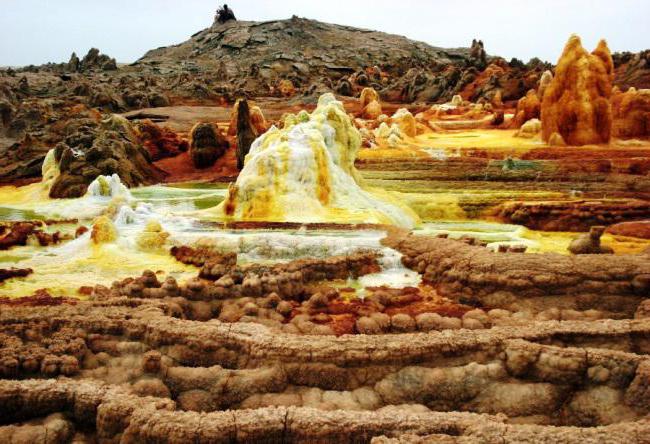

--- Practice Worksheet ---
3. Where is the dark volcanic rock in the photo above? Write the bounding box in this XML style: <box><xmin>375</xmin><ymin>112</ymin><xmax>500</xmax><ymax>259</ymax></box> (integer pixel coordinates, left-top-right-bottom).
<box><xmin>614</xmin><ymin>50</ymin><xmax>650</xmax><ymax>91</ymax></box>
<box><xmin>136</xmin><ymin>17</ymin><xmax>473</xmax><ymax>99</ymax></box>
<box><xmin>67</xmin><ymin>52</ymin><xmax>80</xmax><ymax>72</ymax></box>
<box><xmin>188</xmin><ymin>122</ymin><xmax>229</xmax><ymax>169</ymax></box>
<box><xmin>236</xmin><ymin>99</ymin><xmax>256</xmax><ymax>170</ymax></box>
<box><xmin>469</xmin><ymin>39</ymin><xmax>488</xmax><ymax>70</ymax></box>
<box><xmin>80</xmin><ymin>48</ymin><xmax>117</xmax><ymax>72</ymax></box>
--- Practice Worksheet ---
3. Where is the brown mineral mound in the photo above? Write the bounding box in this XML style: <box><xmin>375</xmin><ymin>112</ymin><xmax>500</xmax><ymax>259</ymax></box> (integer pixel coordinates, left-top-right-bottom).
<box><xmin>511</xmin><ymin>89</ymin><xmax>541</xmax><ymax>128</ymax></box>
<box><xmin>188</xmin><ymin>122</ymin><xmax>229</xmax><ymax>169</ymax></box>
<box><xmin>612</xmin><ymin>87</ymin><xmax>650</xmax><ymax>138</ymax></box>
<box><xmin>541</xmin><ymin>35</ymin><xmax>614</xmax><ymax>145</ymax></box>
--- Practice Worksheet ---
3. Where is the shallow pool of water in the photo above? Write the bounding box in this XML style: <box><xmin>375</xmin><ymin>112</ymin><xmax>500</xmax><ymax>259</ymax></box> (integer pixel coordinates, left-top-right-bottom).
<box><xmin>1</xmin><ymin>181</ymin><xmax>647</xmax><ymax>298</ymax></box>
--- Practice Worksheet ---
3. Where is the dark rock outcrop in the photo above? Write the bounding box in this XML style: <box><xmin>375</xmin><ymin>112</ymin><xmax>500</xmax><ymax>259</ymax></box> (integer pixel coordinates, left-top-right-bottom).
<box><xmin>613</xmin><ymin>50</ymin><xmax>650</xmax><ymax>91</ymax></box>
<box><xmin>215</xmin><ymin>4</ymin><xmax>236</xmax><ymax>24</ymax></box>
<box><xmin>236</xmin><ymin>99</ymin><xmax>256</xmax><ymax>170</ymax></box>
<box><xmin>48</xmin><ymin>115</ymin><xmax>166</xmax><ymax>198</ymax></box>
<box><xmin>469</xmin><ymin>39</ymin><xmax>488</xmax><ymax>70</ymax></box>
<box><xmin>188</xmin><ymin>122</ymin><xmax>229</xmax><ymax>169</ymax></box>
<box><xmin>136</xmin><ymin>17</ymin><xmax>473</xmax><ymax>100</ymax></box>
<box><xmin>79</xmin><ymin>48</ymin><xmax>117</xmax><ymax>72</ymax></box>
<box><xmin>67</xmin><ymin>52</ymin><xmax>80</xmax><ymax>72</ymax></box>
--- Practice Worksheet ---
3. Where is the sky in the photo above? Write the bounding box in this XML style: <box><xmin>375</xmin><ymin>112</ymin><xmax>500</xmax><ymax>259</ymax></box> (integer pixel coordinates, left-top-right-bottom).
<box><xmin>1</xmin><ymin>0</ymin><xmax>649</xmax><ymax>67</ymax></box>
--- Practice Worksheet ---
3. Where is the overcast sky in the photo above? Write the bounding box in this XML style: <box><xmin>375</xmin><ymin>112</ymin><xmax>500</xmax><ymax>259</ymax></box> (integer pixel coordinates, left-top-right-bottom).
<box><xmin>1</xmin><ymin>0</ymin><xmax>649</xmax><ymax>67</ymax></box>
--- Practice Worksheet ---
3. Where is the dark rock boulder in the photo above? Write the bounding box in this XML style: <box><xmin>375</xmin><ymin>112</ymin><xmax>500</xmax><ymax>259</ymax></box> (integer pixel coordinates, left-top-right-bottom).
<box><xmin>80</xmin><ymin>48</ymin><xmax>117</xmax><ymax>72</ymax></box>
<box><xmin>568</xmin><ymin>226</ymin><xmax>614</xmax><ymax>255</ymax></box>
<box><xmin>90</xmin><ymin>84</ymin><xmax>124</xmax><ymax>112</ymax></box>
<box><xmin>188</xmin><ymin>122</ymin><xmax>229</xmax><ymax>169</ymax></box>
<box><xmin>469</xmin><ymin>39</ymin><xmax>488</xmax><ymax>70</ymax></box>
<box><xmin>215</xmin><ymin>4</ymin><xmax>236</xmax><ymax>24</ymax></box>
<box><xmin>335</xmin><ymin>79</ymin><xmax>353</xmax><ymax>97</ymax></box>
<box><xmin>236</xmin><ymin>100</ymin><xmax>256</xmax><ymax>170</ymax></box>
<box><xmin>67</xmin><ymin>52</ymin><xmax>80</xmax><ymax>72</ymax></box>
<box><xmin>0</xmin><ymin>100</ymin><xmax>14</xmax><ymax>128</ymax></box>
<box><xmin>148</xmin><ymin>92</ymin><xmax>170</xmax><ymax>108</ymax></box>
<box><xmin>135</xmin><ymin>119</ymin><xmax>188</xmax><ymax>161</ymax></box>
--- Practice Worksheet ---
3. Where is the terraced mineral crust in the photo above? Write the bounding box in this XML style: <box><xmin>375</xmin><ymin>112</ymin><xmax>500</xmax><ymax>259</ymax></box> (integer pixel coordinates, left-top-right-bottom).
<box><xmin>0</xmin><ymin>232</ymin><xmax>649</xmax><ymax>442</ymax></box>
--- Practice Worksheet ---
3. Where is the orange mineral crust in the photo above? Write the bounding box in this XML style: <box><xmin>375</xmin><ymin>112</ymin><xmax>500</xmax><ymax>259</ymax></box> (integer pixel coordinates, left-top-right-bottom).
<box><xmin>511</xmin><ymin>89</ymin><xmax>541</xmax><ymax>128</ymax></box>
<box><xmin>612</xmin><ymin>87</ymin><xmax>650</xmax><ymax>138</ymax></box>
<box><xmin>541</xmin><ymin>35</ymin><xmax>614</xmax><ymax>146</ymax></box>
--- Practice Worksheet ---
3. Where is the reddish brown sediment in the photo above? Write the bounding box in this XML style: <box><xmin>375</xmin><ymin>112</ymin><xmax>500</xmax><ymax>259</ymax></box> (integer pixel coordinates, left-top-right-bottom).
<box><xmin>154</xmin><ymin>149</ymin><xmax>239</xmax><ymax>183</ymax></box>
<box><xmin>0</xmin><ymin>268</ymin><xmax>32</xmax><ymax>283</ymax></box>
<box><xmin>0</xmin><ymin>289</ymin><xmax>77</xmax><ymax>306</ymax></box>
<box><xmin>608</xmin><ymin>220</ymin><xmax>650</xmax><ymax>239</ymax></box>
<box><xmin>134</xmin><ymin>119</ymin><xmax>189</xmax><ymax>161</ymax></box>
<box><xmin>0</xmin><ymin>221</ymin><xmax>71</xmax><ymax>250</ymax></box>
<box><xmin>0</xmin><ymin>221</ymin><xmax>35</xmax><ymax>250</ymax></box>
<box><xmin>495</xmin><ymin>199</ymin><xmax>650</xmax><ymax>231</ymax></box>
<box><xmin>9</xmin><ymin>218</ymin><xmax>79</xmax><ymax>226</ymax></box>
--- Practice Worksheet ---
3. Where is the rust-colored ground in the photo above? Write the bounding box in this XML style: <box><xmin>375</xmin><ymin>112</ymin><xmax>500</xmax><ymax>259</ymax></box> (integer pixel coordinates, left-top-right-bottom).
<box><xmin>154</xmin><ymin>147</ymin><xmax>239</xmax><ymax>183</ymax></box>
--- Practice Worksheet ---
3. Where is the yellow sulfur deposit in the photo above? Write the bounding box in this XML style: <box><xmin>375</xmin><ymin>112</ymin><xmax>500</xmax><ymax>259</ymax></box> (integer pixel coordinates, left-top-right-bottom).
<box><xmin>136</xmin><ymin>220</ymin><xmax>170</xmax><ymax>251</ymax></box>
<box><xmin>391</xmin><ymin>108</ymin><xmax>417</xmax><ymax>137</ymax></box>
<box><xmin>213</xmin><ymin>93</ymin><xmax>419</xmax><ymax>228</ymax></box>
<box><xmin>0</xmin><ymin>241</ymin><xmax>197</xmax><ymax>298</ymax></box>
<box><xmin>90</xmin><ymin>216</ymin><xmax>118</xmax><ymax>244</ymax></box>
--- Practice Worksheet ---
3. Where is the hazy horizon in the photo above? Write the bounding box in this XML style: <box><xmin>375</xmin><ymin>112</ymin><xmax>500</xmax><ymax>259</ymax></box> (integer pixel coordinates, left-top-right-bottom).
<box><xmin>1</xmin><ymin>0</ymin><xmax>649</xmax><ymax>67</ymax></box>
